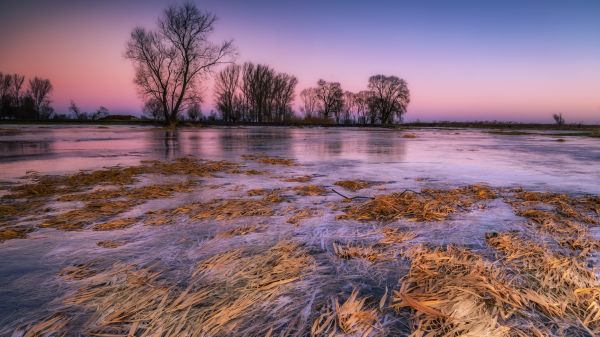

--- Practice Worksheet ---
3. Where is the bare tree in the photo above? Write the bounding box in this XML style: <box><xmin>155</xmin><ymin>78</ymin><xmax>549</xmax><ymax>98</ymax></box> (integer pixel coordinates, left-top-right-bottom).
<box><xmin>187</xmin><ymin>101</ymin><xmax>201</xmax><ymax>121</ymax></box>
<box><xmin>552</xmin><ymin>113</ymin><xmax>565</xmax><ymax>126</ymax></box>
<box><xmin>238</xmin><ymin>62</ymin><xmax>297</xmax><ymax>123</ymax></box>
<box><xmin>11</xmin><ymin>74</ymin><xmax>25</xmax><ymax>106</ymax></box>
<box><xmin>355</xmin><ymin>90</ymin><xmax>372</xmax><ymax>125</ymax></box>
<box><xmin>143</xmin><ymin>98</ymin><xmax>163</xmax><ymax>121</ymax></box>
<box><xmin>125</xmin><ymin>2</ymin><xmax>235</xmax><ymax>127</ymax></box>
<box><xmin>92</xmin><ymin>106</ymin><xmax>109</xmax><ymax>120</ymax></box>
<box><xmin>215</xmin><ymin>64</ymin><xmax>241</xmax><ymax>122</ymax></box>
<box><xmin>28</xmin><ymin>77</ymin><xmax>53</xmax><ymax>116</ymax></box>
<box><xmin>299</xmin><ymin>87</ymin><xmax>319</xmax><ymax>119</ymax></box>
<box><xmin>315</xmin><ymin>79</ymin><xmax>343</xmax><ymax>121</ymax></box>
<box><xmin>367</xmin><ymin>75</ymin><xmax>410</xmax><ymax>124</ymax></box>
<box><xmin>69</xmin><ymin>100</ymin><xmax>88</xmax><ymax>120</ymax></box>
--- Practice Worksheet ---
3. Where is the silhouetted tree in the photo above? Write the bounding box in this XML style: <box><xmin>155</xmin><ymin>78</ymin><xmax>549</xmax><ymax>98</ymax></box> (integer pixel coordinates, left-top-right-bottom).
<box><xmin>0</xmin><ymin>73</ymin><xmax>54</xmax><ymax>120</ymax></box>
<box><xmin>315</xmin><ymin>79</ymin><xmax>343</xmax><ymax>121</ymax></box>
<box><xmin>214</xmin><ymin>64</ymin><xmax>241</xmax><ymax>122</ymax></box>
<box><xmin>69</xmin><ymin>100</ymin><xmax>88</xmax><ymax>120</ymax></box>
<box><xmin>367</xmin><ymin>75</ymin><xmax>410</xmax><ymax>124</ymax></box>
<box><xmin>216</xmin><ymin>62</ymin><xmax>297</xmax><ymax>123</ymax></box>
<box><xmin>28</xmin><ymin>77</ymin><xmax>53</xmax><ymax>119</ymax></box>
<box><xmin>299</xmin><ymin>87</ymin><xmax>320</xmax><ymax>119</ymax></box>
<box><xmin>125</xmin><ymin>2</ymin><xmax>235</xmax><ymax>127</ymax></box>
<box><xmin>553</xmin><ymin>113</ymin><xmax>565</xmax><ymax>126</ymax></box>
<box><xmin>187</xmin><ymin>101</ymin><xmax>201</xmax><ymax>121</ymax></box>
<box><xmin>143</xmin><ymin>98</ymin><xmax>164</xmax><ymax>121</ymax></box>
<box><xmin>92</xmin><ymin>106</ymin><xmax>109</xmax><ymax>120</ymax></box>
<box><xmin>355</xmin><ymin>90</ymin><xmax>372</xmax><ymax>125</ymax></box>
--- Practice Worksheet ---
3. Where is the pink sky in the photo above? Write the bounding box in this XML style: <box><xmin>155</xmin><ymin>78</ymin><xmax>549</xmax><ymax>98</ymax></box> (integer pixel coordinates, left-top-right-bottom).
<box><xmin>1</xmin><ymin>1</ymin><xmax>599</xmax><ymax>123</ymax></box>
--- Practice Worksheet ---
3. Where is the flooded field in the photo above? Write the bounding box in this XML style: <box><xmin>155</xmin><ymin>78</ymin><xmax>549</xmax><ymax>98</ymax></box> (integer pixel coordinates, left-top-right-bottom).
<box><xmin>1</xmin><ymin>125</ymin><xmax>599</xmax><ymax>336</ymax></box>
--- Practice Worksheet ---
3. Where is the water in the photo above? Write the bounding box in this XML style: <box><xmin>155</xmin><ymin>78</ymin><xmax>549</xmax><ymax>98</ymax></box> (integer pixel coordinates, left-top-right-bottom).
<box><xmin>0</xmin><ymin>125</ymin><xmax>599</xmax><ymax>334</ymax></box>
<box><xmin>1</xmin><ymin>125</ymin><xmax>599</xmax><ymax>193</ymax></box>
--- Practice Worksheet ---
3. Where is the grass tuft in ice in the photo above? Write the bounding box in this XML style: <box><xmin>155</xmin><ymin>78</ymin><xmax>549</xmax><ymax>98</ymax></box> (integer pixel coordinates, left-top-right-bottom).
<box><xmin>334</xmin><ymin>180</ymin><xmax>371</xmax><ymax>191</ymax></box>
<box><xmin>340</xmin><ymin>184</ymin><xmax>497</xmax><ymax>222</ymax></box>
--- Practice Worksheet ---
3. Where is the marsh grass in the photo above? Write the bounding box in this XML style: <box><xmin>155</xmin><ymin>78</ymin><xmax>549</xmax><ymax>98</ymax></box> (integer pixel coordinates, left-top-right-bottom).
<box><xmin>97</xmin><ymin>240</ymin><xmax>125</xmax><ymax>249</ymax></box>
<box><xmin>312</xmin><ymin>288</ymin><xmax>384</xmax><ymax>336</ymax></box>
<box><xmin>340</xmin><ymin>185</ymin><xmax>497</xmax><ymax>222</ymax></box>
<box><xmin>486</xmin><ymin>232</ymin><xmax>600</xmax><ymax>334</ymax></box>
<box><xmin>334</xmin><ymin>180</ymin><xmax>371</xmax><ymax>191</ymax></box>
<box><xmin>242</xmin><ymin>154</ymin><xmax>297</xmax><ymax>166</ymax></box>
<box><xmin>21</xmin><ymin>241</ymin><xmax>319</xmax><ymax>336</ymax></box>
<box><xmin>287</xmin><ymin>208</ymin><xmax>322</xmax><ymax>225</ymax></box>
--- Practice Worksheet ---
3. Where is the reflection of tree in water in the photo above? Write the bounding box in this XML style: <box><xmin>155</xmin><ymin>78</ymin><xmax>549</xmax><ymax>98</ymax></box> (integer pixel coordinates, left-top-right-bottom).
<box><xmin>365</xmin><ymin>131</ymin><xmax>406</xmax><ymax>159</ymax></box>
<box><xmin>0</xmin><ymin>140</ymin><xmax>52</xmax><ymax>158</ymax></box>
<box><xmin>148</xmin><ymin>128</ymin><xmax>181</xmax><ymax>160</ymax></box>
<box><xmin>219</xmin><ymin>128</ymin><xmax>293</xmax><ymax>154</ymax></box>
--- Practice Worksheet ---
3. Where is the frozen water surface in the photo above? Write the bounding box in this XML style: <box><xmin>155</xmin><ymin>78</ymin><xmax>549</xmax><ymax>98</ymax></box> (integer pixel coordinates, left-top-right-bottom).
<box><xmin>0</xmin><ymin>125</ymin><xmax>598</xmax><ymax>335</ymax></box>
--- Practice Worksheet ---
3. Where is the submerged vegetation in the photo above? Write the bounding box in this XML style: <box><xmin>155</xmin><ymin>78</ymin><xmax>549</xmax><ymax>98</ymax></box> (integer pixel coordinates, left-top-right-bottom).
<box><xmin>2</xmin><ymin>153</ymin><xmax>600</xmax><ymax>336</ymax></box>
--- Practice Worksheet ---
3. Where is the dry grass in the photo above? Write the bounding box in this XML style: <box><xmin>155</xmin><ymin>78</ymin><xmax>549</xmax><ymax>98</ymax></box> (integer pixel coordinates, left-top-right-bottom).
<box><xmin>340</xmin><ymin>185</ymin><xmax>497</xmax><ymax>222</ymax></box>
<box><xmin>215</xmin><ymin>224</ymin><xmax>267</xmax><ymax>238</ymax></box>
<box><xmin>334</xmin><ymin>180</ymin><xmax>371</xmax><ymax>191</ymax></box>
<box><xmin>188</xmin><ymin>198</ymin><xmax>278</xmax><ymax>220</ymax></box>
<box><xmin>97</xmin><ymin>240</ymin><xmax>125</xmax><ymax>249</ymax></box>
<box><xmin>379</xmin><ymin>227</ymin><xmax>417</xmax><ymax>245</ymax></box>
<box><xmin>92</xmin><ymin>217</ymin><xmax>137</xmax><ymax>231</ymax></box>
<box><xmin>312</xmin><ymin>289</ymin><xmax>383</xmax><ymax>336</ymax></box>
<box><xmin>40</xmin><ymin>200</ymin><xmax>141</xmax><ymax>231</ymax></box>
<box><xmin>58</xmin><ymin>181</ymin><xmax>195</xmax><ymax>203</ymax></box>
<box><xmin>59</xmin><ymin>263</ymin><xmax>99</xmax><ymax>281</ymax></box>
<box><xmin>13</xmin><ymin>313</ymin><xmax>69</xmax><ymax>337</ymax></box>
<box><xmin>333</xmin><ymin>242</ymin><xmax>387</xmax><ymax>262</ymax></box>
<box><xmin>242</xmin><ymin>154</ymin><xmax>297</xmax><ymax>166</ymax></box>
<box><xmin>27</xmin><ymin>241</ymin><xmax>317</xmax><ymax>336</ymax></box>
<box><xmin>281</xmin><ymin>175</ymin><xmax>313</xmax><ymax>183</ymax></box>
<box><xmin>292</xmin><ymin>185</ymin><xmax>328</xmax><ymax>196</ymax></box>
<box><xmin>6</xmin><ymin>157</ymin><xmax>237</xmax><ymax>200</ymax></box>
<box><xmin>392</xmin><ymin>245</ymin><xmax>526</xmax><ymax>336</ymax></box>
<box><xmin>143</xmin><ymin>210</ymin><xmax>174</xmax><ymax>226</ymax></box>
<box><xmin>287</xmin><ymin>208</ymin><xmax>322</xmax><ymax>225</ymax></box>
<box><xmin>487</xmin><ymin>232</ymin><xmax>600</xmax><ymax>334</ymax></box>
<box><xmin>402</xmin><ymin>133</ymin><xmax>418</xmax><ymax>139</ymax></box>
<box><xmin>0</xmin><ymin>227</ymin><xmax>33</xmax><ymax>241</ymax></box>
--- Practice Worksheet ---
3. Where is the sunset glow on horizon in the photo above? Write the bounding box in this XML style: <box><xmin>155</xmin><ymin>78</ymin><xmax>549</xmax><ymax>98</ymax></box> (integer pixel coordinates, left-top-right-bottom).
<box><xmin>1</xmin><ymin>0</ymin><xmax>599</xmax><ymax>123</ymax></box>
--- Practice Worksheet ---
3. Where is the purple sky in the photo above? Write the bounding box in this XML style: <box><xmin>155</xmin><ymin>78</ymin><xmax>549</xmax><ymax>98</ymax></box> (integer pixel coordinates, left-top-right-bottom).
<box><xmin>1</xmin><ymin>0</ymin><xmax>599</xmax><ymax>122</ymax></box>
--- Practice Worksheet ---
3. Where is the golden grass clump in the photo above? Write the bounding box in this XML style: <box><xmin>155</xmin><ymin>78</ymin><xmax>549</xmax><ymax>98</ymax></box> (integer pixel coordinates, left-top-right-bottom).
<box><xmin>292</xmin><ymin>185</ymin><xmax>328</xmax><ymax>196</ymax></box>
<box><xmin>6</xmin><ymin>157</ymin><xmax>236</xmax><ymax>200</ymax></box>
<box><xmin>187</xmin><ymin>198</ymin><xmax>279</xmax><ymax>220</ymax></box>
<box><xmin>59</xmin><ymin>263</ymin><xmax>100</xmax><ymax>281</ymax></box>
<box><xmin>0</xmin><ymin>227</ymin><xmax>33</xmax><ymax>242</ymax></box>
<box><xmin>92</xmin><ymin>217</ymin><xmax>137</xmax><ymax>231</ymax></box>
<box><xmin>12</xmin><ymin>313</ymin><xmax>69</xmax><ymax>337</ymax></box>
<box><xmin>40</xmin><ymin>200</ymin><xmax>141</xmax><ymax>231</ymax></box>
<box><xmin>281</xmin><ymin>175</ymin><xmax>313</xmax><ymax>183</ymax></box>
<box><xmin>58</xmin><ymin>181</ymin><xmax>195</xmax><ymax>203</ymax></box>
<box><xmin>340</xmin><ymin>185</ymin><xmax>497</xmax><ymax>222</ymax></box>
<box><xmin>34</xmin><ymin>241</ymin><xmax>317</xmax><ymax>336</ymax></box>
<box><xmin>242</xmin><ymin>154</ymin><xmax>297</xmax><ymax>166</ymax></box>
<box><xmin>97</xmin><ymin>240</ymin><xmax>124</xmax><ymax>249</ymax></box>
<box><xmin>512</xmin><ymin>190</ymin><xmax>598</xmax><ymax>224</ymax></box>
<box><xmin>379</xmin><ymin>227</ymin><xmax>417</xmax><ymax>245</ymax></box>
<box><xmin>312</xmin><ymin>289</ymin><xmax>382</xmax><ymax>336</ymax></box>
<box><xmin>287</xmin><ymin>208</ymin><xmax>322</xmax><ymax>225</ymax></box>
<box><xmin>334</xmin><ymin>180</ymin><xmax>371</xmax><ymax>191</ymax></box>
<box><xmin>392</xmin><ymin>245</ymin><xmax>526</xmax><ymax>336</ymax></box>
<box><xmin>402</xmin><ymin>133</ymin><xmax>418</xmax><ymax>138</ymax></box>
<box><xmin>333</xmin><ymin>242</ymin><xmax>386</xmax><ymax>262</ymax></box>
<box><xmin>486</xmin><ymin>232</ymin><xmax>600</xmax><ymax>333</ymax></box>
<box><xmin>215</xmin><ymin>224</ymin><xmax>266</xmax><ymax>238</ymax></box>
<box><xmin>143</xmin><ymin>209</ymin><xmax>174</xmax><ymax>226</ymax></box>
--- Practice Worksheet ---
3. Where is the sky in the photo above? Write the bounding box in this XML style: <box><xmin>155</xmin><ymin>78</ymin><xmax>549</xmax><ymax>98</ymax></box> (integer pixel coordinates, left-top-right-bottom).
<box><xmin>0</xmin><ymin>0</ymin><xmax>599</xmax><ymax>123</ymax></box>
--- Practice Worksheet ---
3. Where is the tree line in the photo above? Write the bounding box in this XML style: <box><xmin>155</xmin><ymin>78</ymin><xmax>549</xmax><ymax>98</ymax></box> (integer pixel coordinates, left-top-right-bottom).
<box><xmin>127</xmin><ymin>2</ymin><xmax>411</xmax><ymax>126</ymax></box>
<box><xmin>0</xmin><ymin>73</ymin><xmax>54</xmax><ymax>120</ymax></box>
